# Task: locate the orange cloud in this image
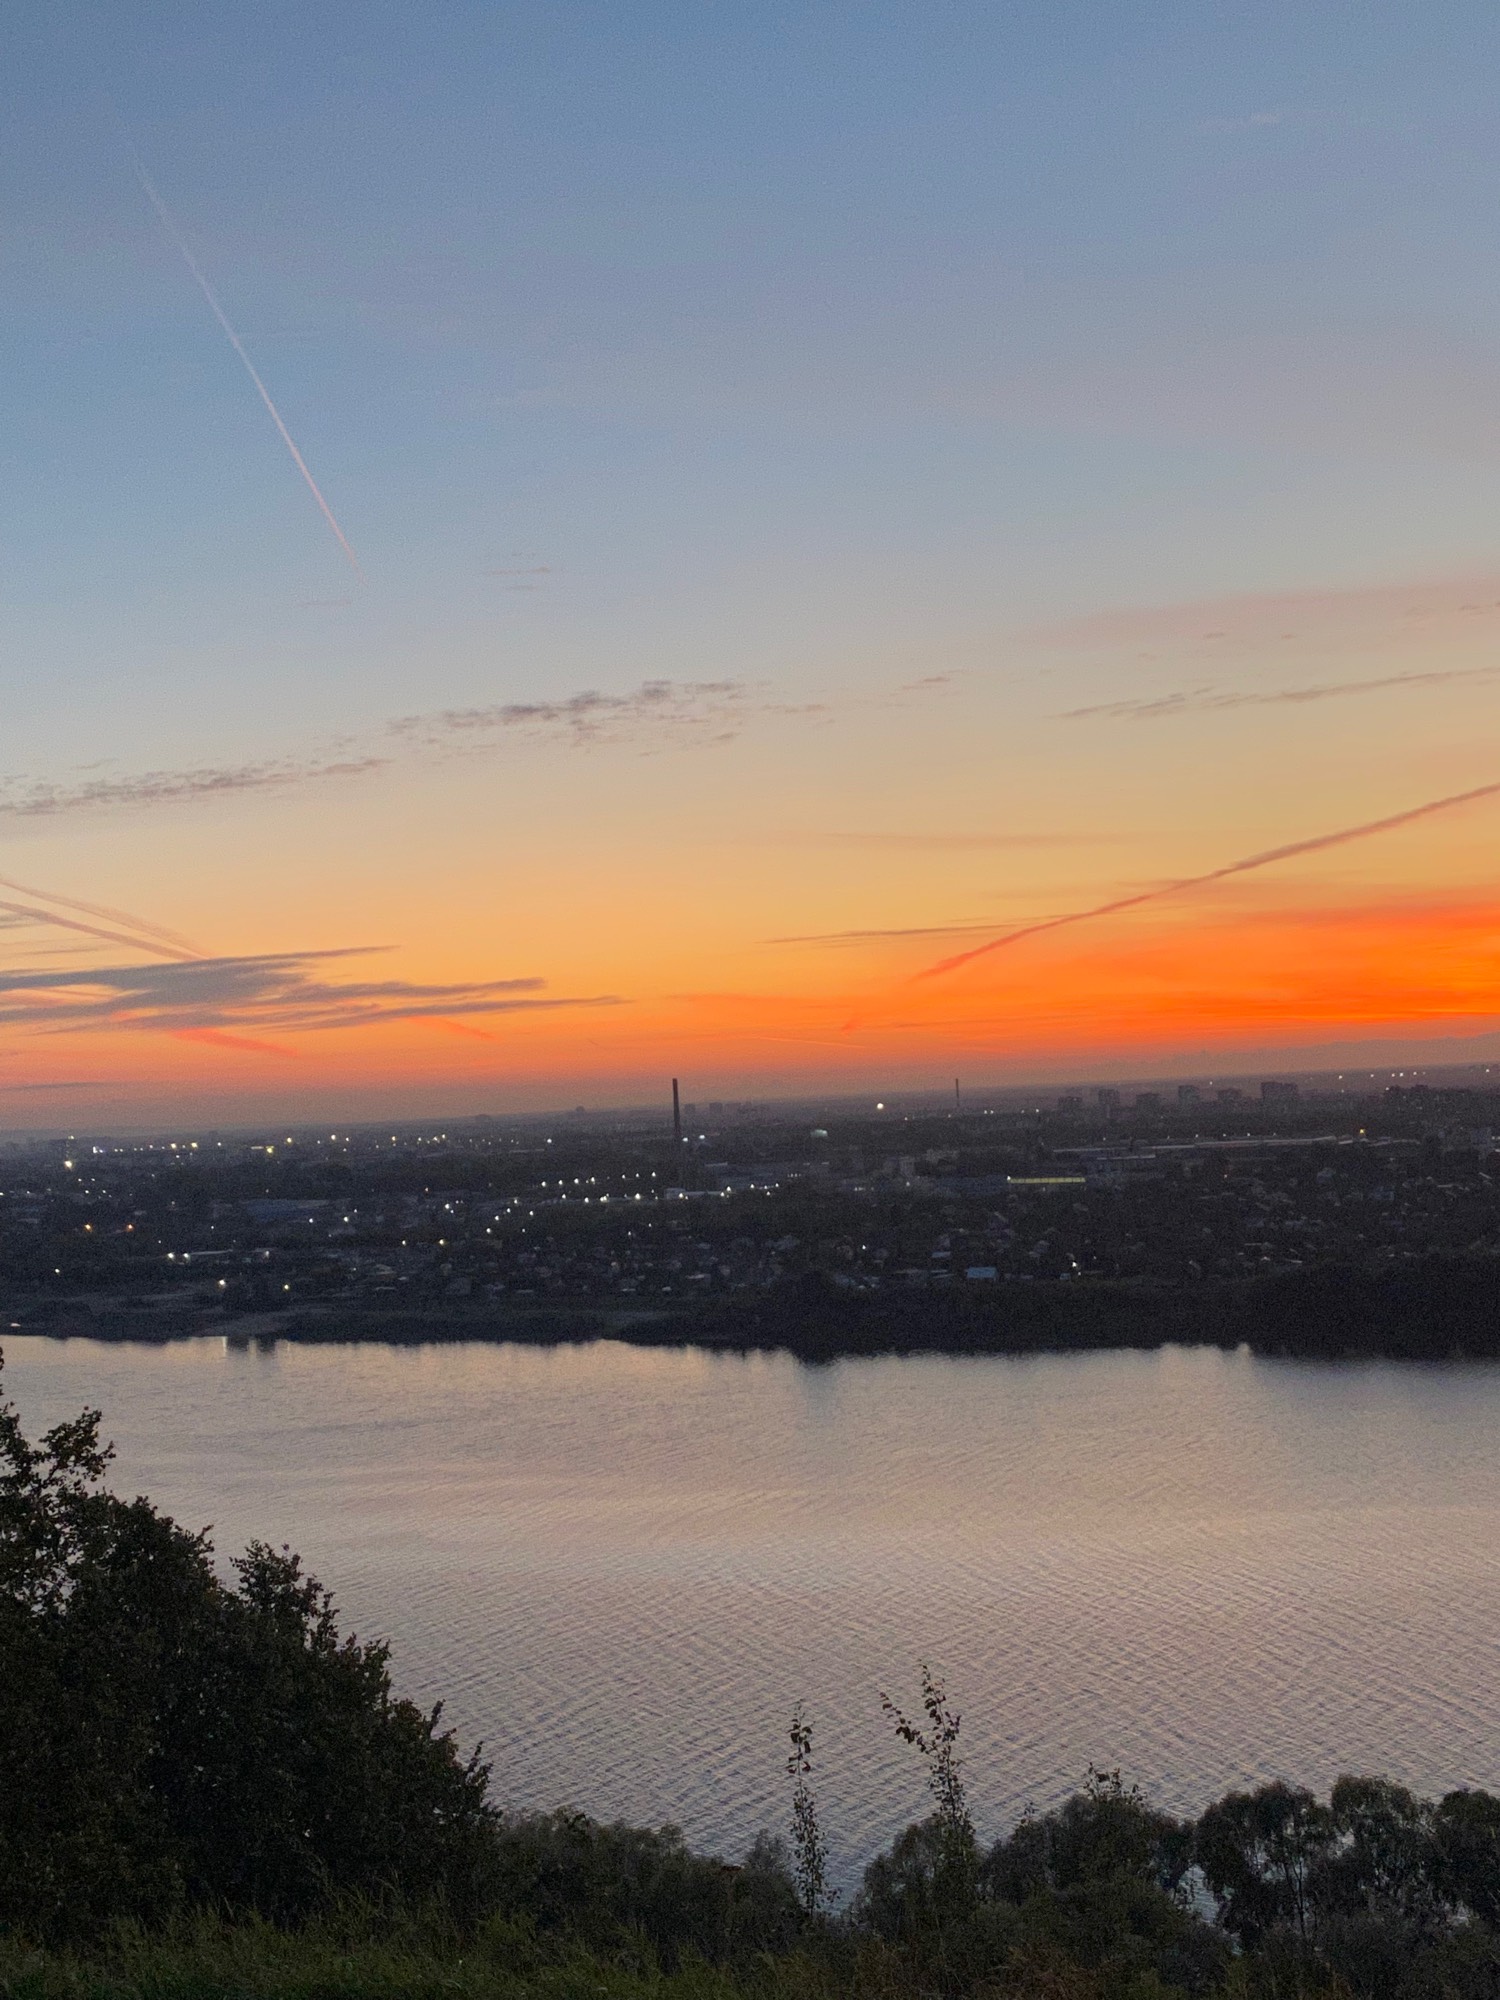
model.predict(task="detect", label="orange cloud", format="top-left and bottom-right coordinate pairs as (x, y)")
top-left (422, 1017), bottom-right (499, 1042)
top-left (16, 889), bottom-right (1495, 1111)
top-left (1027, 572), bottom-right (1500, 656)
top-left (172, 1027), bottom-right (301, 1058)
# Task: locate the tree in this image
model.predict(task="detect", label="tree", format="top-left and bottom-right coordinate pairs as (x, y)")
top-left (1195, 1781), bottom-right (1336, 1947)
top-left (1318, 1775), bottom-right (1443, 1930)
top-left (880, 1664), bottom-right (978, 1918)
top-left (1434, 1788), bottom-right (1500, 1928)
top-left (786, 1704), bottom-right (833, 1917)
top-left (0, 1350), bottom-right (496, 1940)
top-left (985, 1767), bottom-right (1192, 1902)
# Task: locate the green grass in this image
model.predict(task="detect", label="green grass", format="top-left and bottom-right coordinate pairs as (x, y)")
top-left (0, 1912), bottom-right (772, 2000)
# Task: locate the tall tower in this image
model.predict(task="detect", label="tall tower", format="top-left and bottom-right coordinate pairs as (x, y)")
top-left (672, 1077), bottom-right (683, 1148)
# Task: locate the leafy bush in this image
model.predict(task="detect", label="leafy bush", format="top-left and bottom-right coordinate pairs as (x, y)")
top-left (488, 1812), bottom-right (802, 1968)
top-left (0, 1362), bottom-right (494, 1940)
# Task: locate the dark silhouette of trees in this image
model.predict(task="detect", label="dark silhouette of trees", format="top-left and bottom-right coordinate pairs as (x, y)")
top-left (0, 1353), bottom-right (494, 1940)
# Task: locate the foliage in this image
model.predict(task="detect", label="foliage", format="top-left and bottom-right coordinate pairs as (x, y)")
top-left (856, 1767), bottom-right (1222, 1999)
top-left (1433, 1786), bottom-right (1500, 1928)
top-left (0, 1352), bottom-right (495, 1942)
top-left (1196, 1781), bottom-right (1336, 1946)
top-left (984, 1768), bottom-right (1194, 1903)
top-left (879, 1665), bottom-right (978, 1922)
top-left (486, 1811), bottom-right (802, 1969)
top-left (786, 1708), bottom-right (834, 1919)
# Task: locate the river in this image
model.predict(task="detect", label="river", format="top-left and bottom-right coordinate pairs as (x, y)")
top-left (4, 1334), bottom-right (1498, 1876)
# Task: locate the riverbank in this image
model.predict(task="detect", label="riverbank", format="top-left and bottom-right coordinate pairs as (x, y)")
top-left (7, 1254), bottom-right (1500, 1360)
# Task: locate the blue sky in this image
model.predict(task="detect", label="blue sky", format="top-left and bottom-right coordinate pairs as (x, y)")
top-left (8, 3), bottom-right (1500, 1119)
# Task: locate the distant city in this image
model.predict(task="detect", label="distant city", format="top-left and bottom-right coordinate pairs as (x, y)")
top-left (4, 1067), bottom-right (1500, 1346)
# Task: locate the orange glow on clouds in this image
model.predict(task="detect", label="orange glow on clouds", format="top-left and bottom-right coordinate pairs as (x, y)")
top-left (909, 893), bottom-right (1500, 1045)
top-left (7, 568), bottom-right (1500, 1118)
top-left (6, 885), bottom-right (1500, 1116)
top-left (171, 1028), bottom-right (302, 1059)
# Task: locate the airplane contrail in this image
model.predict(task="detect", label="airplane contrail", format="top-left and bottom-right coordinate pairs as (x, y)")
top-left (0, 900), bottom-right (198, 962)
top-left (916, 777), bottom-right (1500, 980)
top-left (0, 874), bottom-right (198, 956)
top-left (133, 157), bottom-right (362, 575)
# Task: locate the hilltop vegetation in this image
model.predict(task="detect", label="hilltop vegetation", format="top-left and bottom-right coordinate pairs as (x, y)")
top-left (5, 1353), bottom-right (1500, 1999)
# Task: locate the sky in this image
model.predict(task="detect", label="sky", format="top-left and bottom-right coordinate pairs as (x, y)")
top-left (7, 1), bottom-right (1500, 1126)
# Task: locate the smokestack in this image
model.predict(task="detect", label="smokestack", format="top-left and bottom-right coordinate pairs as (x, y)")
top-left (672, 1077), bottom-right (682, 1148)
top-left (954, 1077), bottom-right (961, 1113)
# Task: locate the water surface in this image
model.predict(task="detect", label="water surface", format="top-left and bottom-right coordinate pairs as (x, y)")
top-left (6, 1335), bottom-right (1498, 1873)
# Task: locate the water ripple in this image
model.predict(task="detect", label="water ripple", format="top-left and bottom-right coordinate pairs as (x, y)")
top-left (6, 1337), bottom-right (1500, 1876)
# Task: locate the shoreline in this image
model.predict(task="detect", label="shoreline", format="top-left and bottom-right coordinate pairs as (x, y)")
top-left (6, 1254), bottom-right (1500, 1362)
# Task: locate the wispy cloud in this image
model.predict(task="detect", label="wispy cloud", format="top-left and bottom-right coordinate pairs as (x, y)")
top-left (0, 1078), bottom-right (125, 1093)
top-left (390, 679), bottom-right (803, 751)
top-left (918, 778), bottom-right (1500, 979)
top-left (0, 756), bottom-right (389, 820)
top-left (422, 1016), bottom-right (500, 1042)
top-left (889, 672), bottom-right (965, 696)
top-left (795, 831), bottom-right (1107, 851)
top-left (1029, 575), bottom-right (1500, 657)
top-left (172, 1026), bottom-right (302, 1058)
top-left (0, 950), bottom-right (623, 1037)
top-left (2, 679), bottom-right (836, 829)
top-left (773, 921), bottom-right (1005, 946)
top-left (1061, 663), bottom-right (1500, 723)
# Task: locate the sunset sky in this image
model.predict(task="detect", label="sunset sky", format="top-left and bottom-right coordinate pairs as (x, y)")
top-left (8, 2), bottom-right (1500, 1126)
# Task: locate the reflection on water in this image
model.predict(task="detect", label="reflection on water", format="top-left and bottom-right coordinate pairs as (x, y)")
top-left (6, 1335), bottom-right (1500, 1872)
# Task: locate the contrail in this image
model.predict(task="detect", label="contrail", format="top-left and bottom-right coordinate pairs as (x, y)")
top-left (0, 900), bottom-right (198, 962)
top-left (133, 157), bottom-right (362, 575)
top-left (0, 873), bottom-right (198, 956)
top-left (917, 777), bottom-right (1500, 980)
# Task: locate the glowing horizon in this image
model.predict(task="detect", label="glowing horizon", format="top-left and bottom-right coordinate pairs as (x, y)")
top-left (7, 8), bottom-right (1500, 1127)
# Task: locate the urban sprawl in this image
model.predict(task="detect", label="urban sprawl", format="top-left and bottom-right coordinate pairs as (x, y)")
top-left (3, 1073), bottom-right (1500, 1346)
